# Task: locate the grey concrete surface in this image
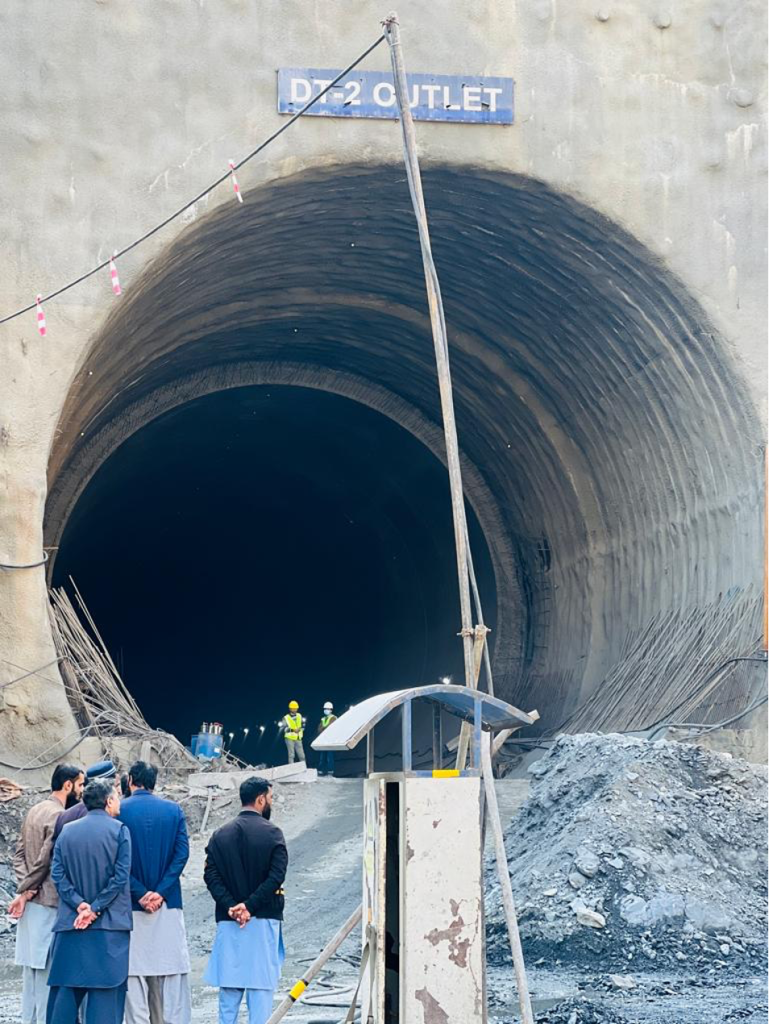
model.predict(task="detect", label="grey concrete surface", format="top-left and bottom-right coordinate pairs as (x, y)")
top-left (0, 1), bottom-right (765, 763)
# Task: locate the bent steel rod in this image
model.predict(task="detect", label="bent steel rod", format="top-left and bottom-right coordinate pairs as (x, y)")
top-left (265, 904), bottom-right (363, 1024)
top-left (471, 586), bottom-right (537, 1022)
top-left (764, 448), bottom-right (768, 652)
top-left (384, 12), bottom-right (475, 692)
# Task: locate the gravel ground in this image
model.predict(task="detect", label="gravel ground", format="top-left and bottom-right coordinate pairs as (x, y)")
top-left (0, 777), bottom-right (367, 1024)
top-left (488, 968), bottom-right (767, 1023)
top-left (0, 743), bottom-right (765, 1023)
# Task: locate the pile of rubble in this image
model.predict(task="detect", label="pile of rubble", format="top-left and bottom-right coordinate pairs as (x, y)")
top-left (485, 734), bottom-right (768, 974)
top-left (534, 998), bottom-right (631, 1023)
top-left (0, 785), bottom-right (41, 941)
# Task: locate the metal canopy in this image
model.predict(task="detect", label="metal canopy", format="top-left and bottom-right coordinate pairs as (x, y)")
top-left (311, 684), bottom-right (534, 752)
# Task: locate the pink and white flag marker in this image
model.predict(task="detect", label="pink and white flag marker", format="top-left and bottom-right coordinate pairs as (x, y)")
top-left (35, 295), bottom-right (46, 336)
top-left (109, 253), bottom-right (122, 296)
top-left (228, 160), bottom-right (243, 203)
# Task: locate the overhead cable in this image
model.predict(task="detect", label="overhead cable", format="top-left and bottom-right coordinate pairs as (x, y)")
top-left (0, 34), bottom-right (385, 327)
top-left (0, 711), bottom-right (113, 772)
top-left (0, 657), bottom-right (64, 691)
top-left (0, 551), bottom-right (49, 570)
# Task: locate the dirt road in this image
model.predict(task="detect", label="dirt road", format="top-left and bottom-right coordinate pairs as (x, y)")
top-left (0, 775), bottom-right (764, 1023)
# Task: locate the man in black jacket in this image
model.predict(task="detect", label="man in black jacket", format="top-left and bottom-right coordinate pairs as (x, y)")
top-left (203, 777), bottom-right (287, 1024)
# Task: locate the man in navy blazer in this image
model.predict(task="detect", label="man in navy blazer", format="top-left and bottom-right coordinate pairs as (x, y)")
top-left (119, 761), bottom-right (192, 1024)
top-left (48, 778), bottom-right (132, 1024)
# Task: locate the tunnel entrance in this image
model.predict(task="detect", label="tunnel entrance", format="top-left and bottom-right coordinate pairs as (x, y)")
top-left (51, 384), bottom-right (496, 753)
top-left (45, 164), bottom-right (762, 742)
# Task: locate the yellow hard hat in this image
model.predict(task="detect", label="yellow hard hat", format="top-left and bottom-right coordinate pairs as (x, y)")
top-left (288, 700), bottom-right (299, 711)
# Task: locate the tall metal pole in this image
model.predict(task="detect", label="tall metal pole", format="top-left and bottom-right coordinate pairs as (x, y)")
top-left (763, 448), bottom-right (768, 652)
top-left (481, 733), bottom-right (535, 1024)
top-left (384, 13), bottom-right (475, 689)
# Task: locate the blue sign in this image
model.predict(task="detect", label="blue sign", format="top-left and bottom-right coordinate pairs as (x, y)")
top-left (277, 68), bottom-right (514, 125)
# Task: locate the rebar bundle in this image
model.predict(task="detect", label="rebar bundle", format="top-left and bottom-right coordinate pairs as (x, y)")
top-left (560, 587), bottom-right (764, 735)
top-left (48, 581), bottom-right (199, 770)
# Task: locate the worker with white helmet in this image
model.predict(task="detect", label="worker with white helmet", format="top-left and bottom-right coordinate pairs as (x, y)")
top-left (280, 701), bottom-right (306, 765)
top-left (316, 702), bottom-right (338, 777)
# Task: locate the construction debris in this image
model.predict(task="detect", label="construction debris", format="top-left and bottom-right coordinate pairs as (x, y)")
top-left (0, 787), bottom-right (42, 935)
top-left (187, 763), bottom-right (318, 794)
top-left (49, 583), bottom-right (151, 736)
top-left (0, 780), bottom-right (23, 803)
top-left (484, 734), bottom-right (768, 974)
top-left (533, 998), bottom-right (631, 1023)
top-left (48, 584), bottom-right (250, 773)
top-left (556, 590), bottom-right (764, 734)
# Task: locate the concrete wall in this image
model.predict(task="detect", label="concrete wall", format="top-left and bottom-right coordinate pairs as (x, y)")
top-left (0, 1), bottom-right (765, 765)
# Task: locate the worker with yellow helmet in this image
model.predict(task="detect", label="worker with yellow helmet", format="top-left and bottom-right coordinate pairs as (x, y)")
top-left (281, 701), bottom-right (306, 765)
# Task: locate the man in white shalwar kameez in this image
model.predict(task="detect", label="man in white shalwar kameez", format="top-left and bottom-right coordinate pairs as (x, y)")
top-left (7, 764), bottom-right (84, 1024)
top-left (119, 760), bottom-right (192, 1024)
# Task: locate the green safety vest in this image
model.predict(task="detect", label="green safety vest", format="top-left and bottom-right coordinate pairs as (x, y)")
top-left (284, 713), bottom-right (303, 740)
top-left (320, 715), bottom-right (337, 731)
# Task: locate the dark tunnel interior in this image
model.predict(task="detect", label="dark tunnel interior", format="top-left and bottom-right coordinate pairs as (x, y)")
top-left (52, 384), bottom-right (496, 762)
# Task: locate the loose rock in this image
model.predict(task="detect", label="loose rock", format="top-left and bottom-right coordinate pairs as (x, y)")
top-left (485, 734), bottom-right (767, 974)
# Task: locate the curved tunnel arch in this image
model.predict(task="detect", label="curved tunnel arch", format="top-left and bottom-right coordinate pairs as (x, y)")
top-left (45, 163), bottom-right (762, 733)
top-left (46, 360), bottom-right (525, 688)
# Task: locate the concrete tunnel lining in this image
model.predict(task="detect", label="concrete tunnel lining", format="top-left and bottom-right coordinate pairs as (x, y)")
top-left (48, 361), bottom-right (534, 743)
top-left (44, 163), bottom-right (763, 736)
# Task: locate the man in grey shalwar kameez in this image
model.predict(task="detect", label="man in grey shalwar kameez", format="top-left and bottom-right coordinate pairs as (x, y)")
top-left (47, 778), bottom-right (132, 1024)
top-left (7, 763), bottom-right (84, 1024)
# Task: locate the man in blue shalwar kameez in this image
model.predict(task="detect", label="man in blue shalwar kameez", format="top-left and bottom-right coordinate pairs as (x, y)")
top-left (47, 779), bottom-right (132, 1024)
top-left (203, 776), bottom-right (288, 1024)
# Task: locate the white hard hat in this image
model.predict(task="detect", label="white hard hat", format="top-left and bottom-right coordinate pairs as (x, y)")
top-left (323, 701), bottom-right (334, 710)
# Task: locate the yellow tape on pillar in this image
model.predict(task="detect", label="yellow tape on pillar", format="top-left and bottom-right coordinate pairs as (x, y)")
top-left (289, 979), bottom-right (307, 1002)
top-left (432, 769), bottom-right (460, 778)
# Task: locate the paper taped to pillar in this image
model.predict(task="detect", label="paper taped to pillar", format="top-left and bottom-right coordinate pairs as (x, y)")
top-left (277, 68), bottom-right (514, 124)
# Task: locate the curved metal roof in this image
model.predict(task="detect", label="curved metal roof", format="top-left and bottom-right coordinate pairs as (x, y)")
top-left (311, 684), bottom-right (534, 751)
